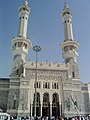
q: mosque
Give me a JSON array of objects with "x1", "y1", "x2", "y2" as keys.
[{"x1": 0, "y1": 0, "x2": 90, "y2": 118}]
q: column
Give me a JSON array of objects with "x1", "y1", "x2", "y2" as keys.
[
  {"x1": 50, "y1": 82, "x2": 52, "y2": 89},
  {"x1": 40, "y1": 101, "x2": 43, "y2": 117},
  {"x1": 59, "y1": 102, "x2": 62, "y2": 116},
  {"x1": 41, "y1": 82, "x2": 43, "y2": 89},
  {"x1": 40, "y1": 94, "x2": 43, "y2": 117},
  {"x1": 50, "y1": 93, "x2": 52, "y2": 117},
  {"x1": 31, "y1": 103, "x2": 33, "y2": 117},
  {"x1": 50, "y1": 102, "x2": 52, "y2": 117}
]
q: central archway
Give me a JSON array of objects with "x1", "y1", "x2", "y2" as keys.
[
  {"x1": 42, "y1": 92, "x2": 50, "y2": 117},
  {"x1": 52, "y1": 93, "x2": 60, "y2": 117}
]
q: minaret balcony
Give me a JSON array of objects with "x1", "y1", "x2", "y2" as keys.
[
  {"x1": 12, "y1": 47, "x2": 28, "y2": 55},
  {"x1": 62, "y1": 50, "x2": 79, "y2": 59},
  {"x1": 12, "y1": 36, "x2": 31, "y2": 45},
  {"x1": 61, "y1": 40, "x2": 79, "y2": 49}
]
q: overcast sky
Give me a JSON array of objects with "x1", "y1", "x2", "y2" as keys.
[{"x1": 0, "y1": 0, "x2": 90, "y2": 83}]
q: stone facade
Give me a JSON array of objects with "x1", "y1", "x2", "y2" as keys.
[{"x1": 0, "y1": 64, "x2": 90, "y2": 117}]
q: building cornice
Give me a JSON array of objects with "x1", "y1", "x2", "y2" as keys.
[{"x1": 24, "y1": 61, "x2": 69, "y2": 71}]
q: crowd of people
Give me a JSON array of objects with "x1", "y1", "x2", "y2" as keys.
[{"x1": 4, "y1": 114, "x2": 90, "y2": 120}]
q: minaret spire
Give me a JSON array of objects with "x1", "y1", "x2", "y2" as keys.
[
  {"x1": 23, "y1": 0, "x2": 28, "y2": 6},
  {"x1": 64, "y1": 0, "x2": 68, "y2": 9},
  {"x1": 11, "y1": 0, "x2": 32, "y2": 76},
  {"x1": 60, "y1": 2, "x2": 79, "y2": 63},
  {"x1": 18, "y1": 0, "x2": 30, "y2": 38},
  {"x1": 61, "y1": 1, "x2": 73, "y2": 41},
  {"x1": 60, "y1": 2, "x2": 80, "y2": 79}
]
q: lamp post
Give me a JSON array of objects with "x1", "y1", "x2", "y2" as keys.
[{"x1": 33, "y1": 45, "x2": 41, "y2": 117}]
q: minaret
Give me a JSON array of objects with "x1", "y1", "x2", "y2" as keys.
[
  {"x1": 60, "y1": 2, "x2": 79, "y2": 79},
  {"x1": 11, "y1": 0, "x2": 32, "y2": 76},
  {"x1": 60, "y1": 2, "x2": 79, "y2": 63},
  {"x1": 7, "y1": 1, "x2": 32, "y2": 115}
]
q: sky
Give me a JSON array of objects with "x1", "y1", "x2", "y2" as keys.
[{"x1": 0, "y1": 0, "x2": 90, "y2": 83}]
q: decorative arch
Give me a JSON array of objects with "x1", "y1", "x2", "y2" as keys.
[
  {"x1": 33, "y1": 92, "x2": 40, "y2": 107},
  {"x1": 42, "y1": 92, "x2": 50, "y2": 117},
  {"x1": 32, "y1": 92, "x2": 41, "y2": 116},
  {"x1": 43, "y1": 92, "x2": 50, "y2": 107},
  {"x1": 52, "y1": 93, "x2": 60, "y2": 117},
  {"x1": 52, "y1": 93, "x2": 59, "y2": 105}
]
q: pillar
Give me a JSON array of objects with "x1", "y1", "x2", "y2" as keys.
[
  {"x1": 40, "y1": 94, "x2": 43, "y2": 117},
  {"x1": 50, "y1": 93, "x2": 52, "y2": 117},
  {"x1": 30, "y1": 103, "x2": 33, "y2": 117},
  {"x1": 40, "y1": 101, "x2": 43, "y2": 117},
  {"x1": 50, "y1": 102, "x2": 52, "y2": 117},
  {"x1": 59, "y1": 102, "x2": 62, "y2": 116}
]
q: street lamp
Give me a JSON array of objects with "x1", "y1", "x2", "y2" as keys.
[{"x1": 33, "y1": 45, "x2": 41, "y2": 117}]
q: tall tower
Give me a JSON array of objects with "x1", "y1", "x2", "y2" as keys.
[
  {"x1": 11, "y1": 0, "x2": 32, "y2": 76},
  {"x1": 60, "y1": 2, "x2": 79, "y2": 79},
  {"x1": 60, "y1": 3, "x2": 81, "y2": 117},
  {"x1": 7, "y1": 0, "x2": 32, "y2": 115}
]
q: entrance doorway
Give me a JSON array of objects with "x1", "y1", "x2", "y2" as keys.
[
  {"x1": 42, "y1": 93, "x2": 50, "y2": 117},
  {"x1": 52, "y1": 93, "x2": 60, "y2": 117},
  {"x1": 42, "y1": 107, "x2": 49, "y2": 117}
]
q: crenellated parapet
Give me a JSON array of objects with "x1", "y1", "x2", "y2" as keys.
[{"x1": 24, "y1": 61, "x2": 69, "y2": 71}]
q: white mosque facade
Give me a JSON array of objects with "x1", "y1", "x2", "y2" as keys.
[{"x1": 0, "y1": 1, "x2": 90, "y2": 118}]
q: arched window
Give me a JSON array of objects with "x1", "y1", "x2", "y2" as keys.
[
  {"x1": 43, "y1": 82, "x2": 50, "y2": 89},
  {"x1": 52, "y1": 83, "x2": 58, "y2": 89}
]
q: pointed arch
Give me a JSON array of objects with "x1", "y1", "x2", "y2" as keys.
[
  {"x1": 52, "y1": 93, "x2": 60, "y2": 117},
  {"x1": 43, "y1": 92, "x2": 50, "y2": 106},
  {"x1": 52, "y1": 93, "x2": 59, "y2": 106},
  {"x1": 33, "y1": 92, "x2": 40, "y2": 107},
  {"x1": 42, "y1": 92, "x2": 50, "y2": 117},
  {"x1": 32, "y1": 92, "x2": 41, "y2": 116}
]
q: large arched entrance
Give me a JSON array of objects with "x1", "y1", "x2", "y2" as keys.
[
  {"x1": 52, "y1": 93, "x2": 60, "y2": 117},
  {"x1": 33, "y1": 92, "x2": 40, "y2": 116},
  {"x1": 42, "y1": 93, "x2": 50, "y2": 117}
]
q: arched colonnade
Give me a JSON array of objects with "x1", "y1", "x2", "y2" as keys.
[{"x1": 30, "y1": 92, "x2": 61, "y2": 117}]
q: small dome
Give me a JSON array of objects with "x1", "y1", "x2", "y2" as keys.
[{"x1": 24, "y1": 0, "x2": 28, "y2": 6}]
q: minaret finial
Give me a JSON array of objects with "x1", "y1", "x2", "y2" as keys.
[
  {"x1": 24, "y1": 0, "x2": 28, "y2": 6},
  {"x1": 64, "y1": 0, "x2": 68, "y2": 9}
]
